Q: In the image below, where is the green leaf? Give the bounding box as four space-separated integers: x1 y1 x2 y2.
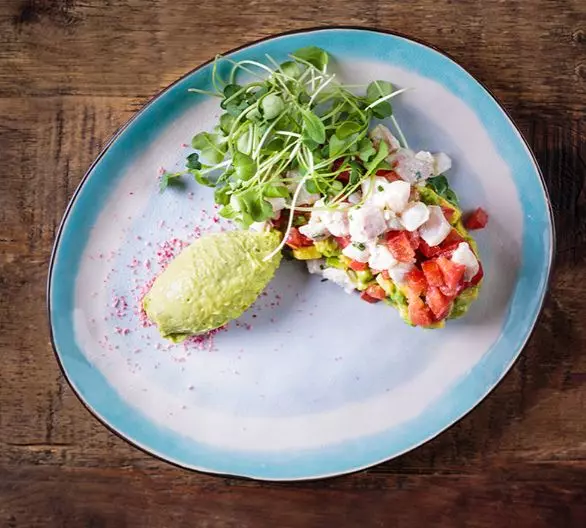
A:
218 204 237 219
372 102 393 119
301 136 319 150
236 128 253 155
222 83 242 101
185 152 202 170
225 100 250 117
219 113 235 135
232 151 256 181
214 185 231 205
291 46 329 70
427 175 459 206
191 132 226 163
264 185 290 198
328 180 343 194
260 94 285 120
366 140 389 172
328 132 358 158
280 61 302 78
298 92 311 105
335 121 362 139
358 137 376 163
236 189 272 222
366 81 394 104
191 170 214 188
427 175 448 195
305 179 319 194
246 106 262 121
348 161 363 185
366 81 394 119
259 199 274 219
445 189 459 206
252 86 269 100
301 110 326 144
159 171 183 193
261 137 284 154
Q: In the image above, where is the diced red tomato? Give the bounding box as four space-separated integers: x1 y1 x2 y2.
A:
332 158 350 182
348 260 369 272
407 230 420 250
441 206 456 223
404 268 427 300
464 207 489 230
360 291 380 304
285 227 313 249
334 236 351 249
426 287 452 320
436 256 466 297
375 169 401 182
418 239 443 259
381 270 390 280
332 158 344 171
421 260 444 287
337 170 350 183
438 229 466 257
386 232 415 262
441 229 465 249
365 284 387 300
408 297 434 327
469 262 484 286
419 229 464 259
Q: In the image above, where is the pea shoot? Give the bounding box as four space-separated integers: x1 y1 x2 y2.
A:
172 46 410 257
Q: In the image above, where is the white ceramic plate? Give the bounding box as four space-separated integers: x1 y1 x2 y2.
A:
48 28 553 480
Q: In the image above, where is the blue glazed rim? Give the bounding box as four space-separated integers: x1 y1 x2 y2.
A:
47 26 555 481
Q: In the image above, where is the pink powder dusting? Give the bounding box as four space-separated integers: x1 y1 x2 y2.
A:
103 206 277 357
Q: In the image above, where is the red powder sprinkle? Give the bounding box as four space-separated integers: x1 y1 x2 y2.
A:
158 167 165 176
182 324 228 352
181 143 188 148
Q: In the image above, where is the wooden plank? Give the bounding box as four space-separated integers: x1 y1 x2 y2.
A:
0 464 585 528
0 1 584 115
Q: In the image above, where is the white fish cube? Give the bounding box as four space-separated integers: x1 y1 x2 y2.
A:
368 244 398 270
419 205 451 246
299 219 328 240
387 262 415 285
395 149 435 183
384 210 405 231
369 124 401 152
265 197 287 215
400 202 430 231
323 268 356 293
307 259 326 275
433 152 452 175
342 242 370 263
451 242 479 281
320 208 350 237
348 206 387 243
384 180 411 213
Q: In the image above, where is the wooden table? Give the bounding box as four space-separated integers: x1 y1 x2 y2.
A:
1 1 585 526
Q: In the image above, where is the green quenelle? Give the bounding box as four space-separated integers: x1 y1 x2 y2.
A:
143 230 282 342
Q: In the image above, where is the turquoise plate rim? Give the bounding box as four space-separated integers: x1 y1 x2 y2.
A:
47 26 555 481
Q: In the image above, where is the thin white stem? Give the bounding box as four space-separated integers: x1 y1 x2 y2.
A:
365 87 410 110
390 114 409 149
309 74 335 105
263 173 310 262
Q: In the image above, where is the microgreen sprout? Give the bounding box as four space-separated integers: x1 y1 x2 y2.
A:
172 46 409 250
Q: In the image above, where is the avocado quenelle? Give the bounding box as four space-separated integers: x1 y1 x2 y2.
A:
143 230 281 342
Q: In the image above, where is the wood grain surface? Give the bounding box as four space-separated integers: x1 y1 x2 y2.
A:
1 0 585 526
